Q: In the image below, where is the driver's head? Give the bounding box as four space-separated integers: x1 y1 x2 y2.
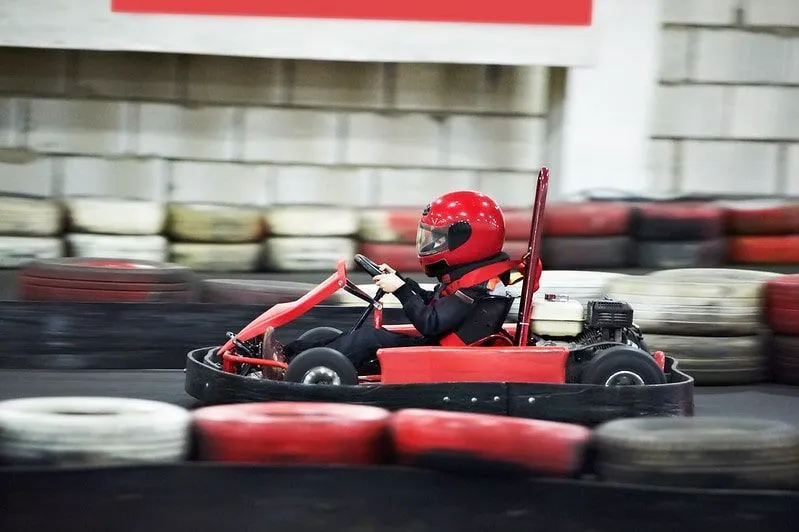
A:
416 190 506 277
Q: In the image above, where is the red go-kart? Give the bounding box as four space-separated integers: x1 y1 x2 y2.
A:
202 168 669 390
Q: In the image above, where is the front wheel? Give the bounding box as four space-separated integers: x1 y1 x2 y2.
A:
285 347 358 386
581 346 666 386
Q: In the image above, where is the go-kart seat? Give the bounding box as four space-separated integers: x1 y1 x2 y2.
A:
447 294 516 347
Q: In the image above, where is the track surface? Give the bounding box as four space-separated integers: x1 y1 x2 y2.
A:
2 369 797 425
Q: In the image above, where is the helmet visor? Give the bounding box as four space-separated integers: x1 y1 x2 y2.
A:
416 223 449 256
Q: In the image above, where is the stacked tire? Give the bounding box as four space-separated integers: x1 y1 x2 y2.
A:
764 274 799 385
0 196 64 268
722 200 799 266
605 268 778 385
64 197 168 262
533 202 633 269
358 208 423 272
264 206 358 272
631 203 727 269
167 203 266 272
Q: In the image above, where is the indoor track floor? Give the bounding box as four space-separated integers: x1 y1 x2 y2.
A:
2 268 799 426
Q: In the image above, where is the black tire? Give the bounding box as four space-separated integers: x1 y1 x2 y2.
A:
541 236 632 269
593 417 799 490
285 347 358 386
635 239 728 269
581 346 666 386
296 326 343 345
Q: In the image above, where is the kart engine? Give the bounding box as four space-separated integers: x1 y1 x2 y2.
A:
574 299 635 345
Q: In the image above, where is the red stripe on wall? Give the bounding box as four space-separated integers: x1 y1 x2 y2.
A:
111 0 593 26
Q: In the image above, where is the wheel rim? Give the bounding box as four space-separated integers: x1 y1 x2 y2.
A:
604 370 645 386
302 366 341 385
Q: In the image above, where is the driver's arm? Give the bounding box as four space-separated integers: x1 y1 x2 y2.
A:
397 275 435 304
392 283 481 337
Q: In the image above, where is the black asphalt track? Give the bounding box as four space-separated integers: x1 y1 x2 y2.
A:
2 268 799 425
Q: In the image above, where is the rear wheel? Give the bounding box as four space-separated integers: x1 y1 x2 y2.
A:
285 347 358 386
581 346 666 386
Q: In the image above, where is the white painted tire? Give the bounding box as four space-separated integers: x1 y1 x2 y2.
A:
265 206 359 236
170 242 262 272
0 396 192 466
263 237 356 271
66 197 166 235
0 196 63 236
167 203 266 243
605 269 779 336
67 233 169 262
0 237 64 268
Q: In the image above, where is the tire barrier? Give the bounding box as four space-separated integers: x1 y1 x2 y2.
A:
605 268 779 385
2 197 799 271
0 396 192 466
2 397 797 494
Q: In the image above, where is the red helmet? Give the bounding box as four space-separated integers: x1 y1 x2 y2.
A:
416 190 506 276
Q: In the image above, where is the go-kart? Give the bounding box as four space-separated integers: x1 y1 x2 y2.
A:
185 168 694 424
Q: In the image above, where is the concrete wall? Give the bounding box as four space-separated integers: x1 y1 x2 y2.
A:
649 0 799 195
1 0 797 207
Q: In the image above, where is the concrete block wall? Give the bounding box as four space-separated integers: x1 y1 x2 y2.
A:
649 0 799 195
0 48 549 209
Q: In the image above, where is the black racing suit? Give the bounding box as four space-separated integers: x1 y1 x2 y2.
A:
282 253 511 370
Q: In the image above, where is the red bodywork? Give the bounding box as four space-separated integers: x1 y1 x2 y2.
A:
217 167 666 384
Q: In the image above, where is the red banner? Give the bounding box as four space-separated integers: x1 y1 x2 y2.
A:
111 1 592 26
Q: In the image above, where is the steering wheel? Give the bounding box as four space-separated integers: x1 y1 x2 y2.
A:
354 254 384 277
353 254 390 303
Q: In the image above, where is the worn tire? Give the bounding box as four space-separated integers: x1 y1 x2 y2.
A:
635 239 728 269
263 237 356 272
0 196 63 236
632 203 725 241
542 202 632 237
768 334 799 385
192 402 391 465
390 409 592 477
18 257 196 302
66 233 169 262
541 236 632 269
265 205 359 236
169 242 262 272
644 334 767 385
0 236 64 268
167 203 267 243
65 197 166 235
0 397 192 466
593 417 799 490
605 269 778 336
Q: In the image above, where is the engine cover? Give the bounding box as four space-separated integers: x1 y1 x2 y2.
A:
585 299 634 328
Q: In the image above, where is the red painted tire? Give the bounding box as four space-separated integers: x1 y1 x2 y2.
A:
765 274 799 335
544 202 632 237
193 402 392 465
728 236 799 264
18 257 197 302
358 242 423 272
721 201 799 235
390 409 591 477
632 202 725 241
